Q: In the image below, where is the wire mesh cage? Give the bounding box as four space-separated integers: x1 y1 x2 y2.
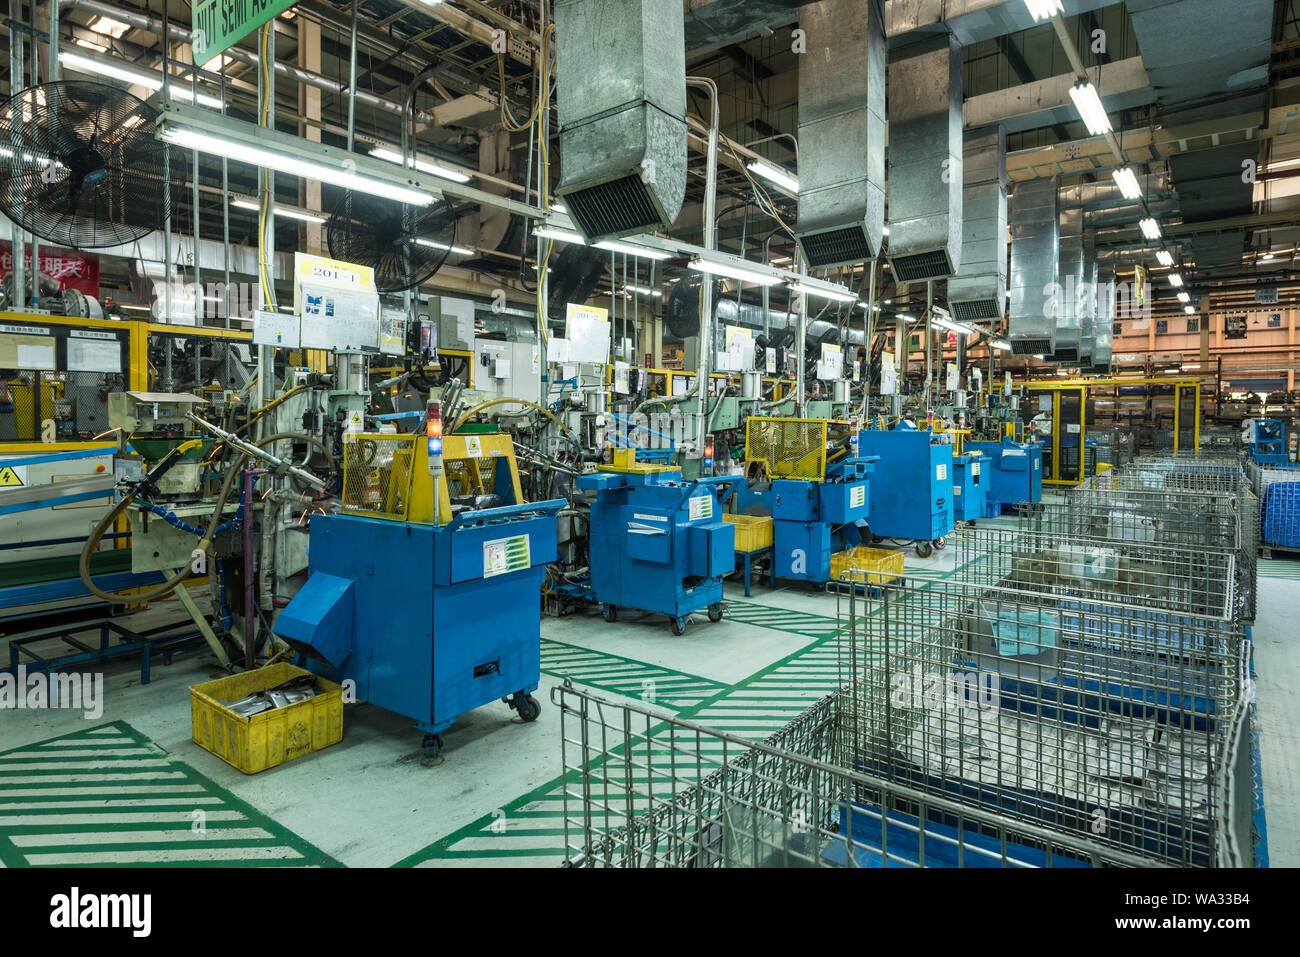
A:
834 579 1247 867
340 433 417 520
554 681 1153 868
743 416 828 481
0 369 124 441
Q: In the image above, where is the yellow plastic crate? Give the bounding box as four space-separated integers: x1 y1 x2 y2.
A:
190 662 343 774
829 546 904 585
723 514 774 552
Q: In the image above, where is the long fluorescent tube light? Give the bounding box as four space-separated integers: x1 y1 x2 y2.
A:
1156 250 1173 267
230 198 326 223
1177 291 1190 303
369 147 471 183
161 127 434 206
115 303 152 312
593 239 673 261
1112 166 1141 200
534 226 585 244
1260 252 1275 262
1168 273 1184 287
625 285 663 297
1024 0 1063 21
747 159 798 193
896 313 915 323
688 257 783 286
1139 218 1161 240
787 280 858 303
59 51 223 109
932 314 976 335
415 238 474 256
1184 306 1195 314
991 339 1012 351
1069 81 1112 136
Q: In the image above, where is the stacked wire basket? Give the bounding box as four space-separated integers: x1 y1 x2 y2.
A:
554 450 1263 868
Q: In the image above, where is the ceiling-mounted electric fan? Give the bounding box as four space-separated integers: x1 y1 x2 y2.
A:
326 190 460 293
0 80 173 248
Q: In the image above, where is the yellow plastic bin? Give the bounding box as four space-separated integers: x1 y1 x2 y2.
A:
190 662 344 774
829 546 904 585
723 513 774 552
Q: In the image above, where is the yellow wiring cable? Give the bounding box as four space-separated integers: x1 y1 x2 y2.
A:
450 396 571 437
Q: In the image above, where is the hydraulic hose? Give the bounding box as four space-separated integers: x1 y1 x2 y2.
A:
450 396 576 439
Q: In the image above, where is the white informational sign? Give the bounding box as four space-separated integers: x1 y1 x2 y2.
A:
946 362 959 391
483 534 530 578
672 376 689 397
1004 371 1013 397
852 358 861 382
688 494 713 521
614 361 630 395
936 463 948 481
564 303 611 364
725 325 753 371
880 351 897 395
252 308 301 348
817 342 843 381
294 252 380 352
67 337 122 374
1039 394 1053 412
765 347 777 374
379 307 406 356
972 367 983 393
549 338 571 363
12 339 56 370
715 351 732 372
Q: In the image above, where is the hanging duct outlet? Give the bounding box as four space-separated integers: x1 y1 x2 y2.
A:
886 35 964 284
1051 204 1084 363
1092 264 1114 374
553 0 687 242
792 0 886 269
1007 176 1059 356
948 124 1007 323
1078 232 1098 368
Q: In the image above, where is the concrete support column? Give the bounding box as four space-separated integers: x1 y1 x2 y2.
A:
298 16 323 252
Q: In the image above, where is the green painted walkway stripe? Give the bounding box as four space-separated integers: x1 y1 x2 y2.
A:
0 721 340 868
540 638 724 710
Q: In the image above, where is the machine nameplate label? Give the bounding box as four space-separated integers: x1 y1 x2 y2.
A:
688 496 713 521
633 513 668 522
850 486 866 509
954 486 961 495
484 534 530 578
973 463 981 475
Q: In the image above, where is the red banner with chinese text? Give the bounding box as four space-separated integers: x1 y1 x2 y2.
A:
0 241 100 298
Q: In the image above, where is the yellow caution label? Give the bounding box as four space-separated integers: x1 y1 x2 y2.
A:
0 466 24 487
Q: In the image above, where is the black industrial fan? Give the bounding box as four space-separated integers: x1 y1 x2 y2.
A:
326 190 459 293
0 81 172 248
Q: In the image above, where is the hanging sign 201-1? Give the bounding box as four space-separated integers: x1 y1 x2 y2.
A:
192 0 299 67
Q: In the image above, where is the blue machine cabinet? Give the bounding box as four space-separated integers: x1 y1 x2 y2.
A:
857 426 954 555
952 451 987 522
965 439 1043 512
1252 420 1289 465
577 461 742 635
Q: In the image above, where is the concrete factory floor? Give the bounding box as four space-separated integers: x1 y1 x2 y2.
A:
2 527 1297 868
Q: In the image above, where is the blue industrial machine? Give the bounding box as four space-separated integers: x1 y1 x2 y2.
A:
738 417 879 586
275 430 563 759
951 448 988 523
1251 419 1289 464
965 438 1043 513
577 450 742 634
857 424 954 556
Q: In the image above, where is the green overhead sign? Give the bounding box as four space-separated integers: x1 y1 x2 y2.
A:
192 0 298 67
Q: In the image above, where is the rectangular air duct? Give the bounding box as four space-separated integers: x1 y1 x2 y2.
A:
886 35 963 283
1078 232 1097 367
1007 176 1059 356
1052 204 1084 363
553 0 687 242
1093 264 1114 373
793 0 886 269
948 124 1007 323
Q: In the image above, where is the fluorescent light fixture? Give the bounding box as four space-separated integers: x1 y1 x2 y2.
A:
593 239 673 261
1069 81 1112 136
1260 252 1275 262
1139 217 1161 240
932 314 976 335
74 38 108 52
59 51 223 109
1024 0 1063 21
625 285 663 297
1177 291 1190 303
1156 250 1173 267
882 226 890 236
991 339 1012 351
1184 305 1195 314
415 238 475 256
1111 166 1141 200
115 303 152 312
688 256 783 287
896 313 915 323
534 226 586 244
747 159 798 194
369 146 471 183
550 202 567 214
882 299 892 305
787 280 858 303
161 126 434 206
1168 273 1183 287
89 15 130 38
230 198 327 224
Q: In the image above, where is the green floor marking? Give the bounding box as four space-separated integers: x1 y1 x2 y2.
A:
0 721 340 868
540 638 725 711
723 599 847 638
1259 557 1300 580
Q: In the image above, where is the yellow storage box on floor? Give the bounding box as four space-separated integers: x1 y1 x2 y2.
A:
723 513 774 552
190 662 343 774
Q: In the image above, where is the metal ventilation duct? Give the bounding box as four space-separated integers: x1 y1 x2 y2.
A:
948 124 1006 323
1093 264 1114 374
1078 232 1098 368
1007 176 1058 356
886 35 963 283
793 0 886 269
1053 204 1084 363
553 0 687 242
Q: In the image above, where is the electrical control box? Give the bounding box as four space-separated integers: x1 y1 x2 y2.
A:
107 391 204 434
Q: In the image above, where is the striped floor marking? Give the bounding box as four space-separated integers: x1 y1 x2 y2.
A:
397 602 881 867
540 638 725 711
0 721 340 868
1259 557 1300 579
